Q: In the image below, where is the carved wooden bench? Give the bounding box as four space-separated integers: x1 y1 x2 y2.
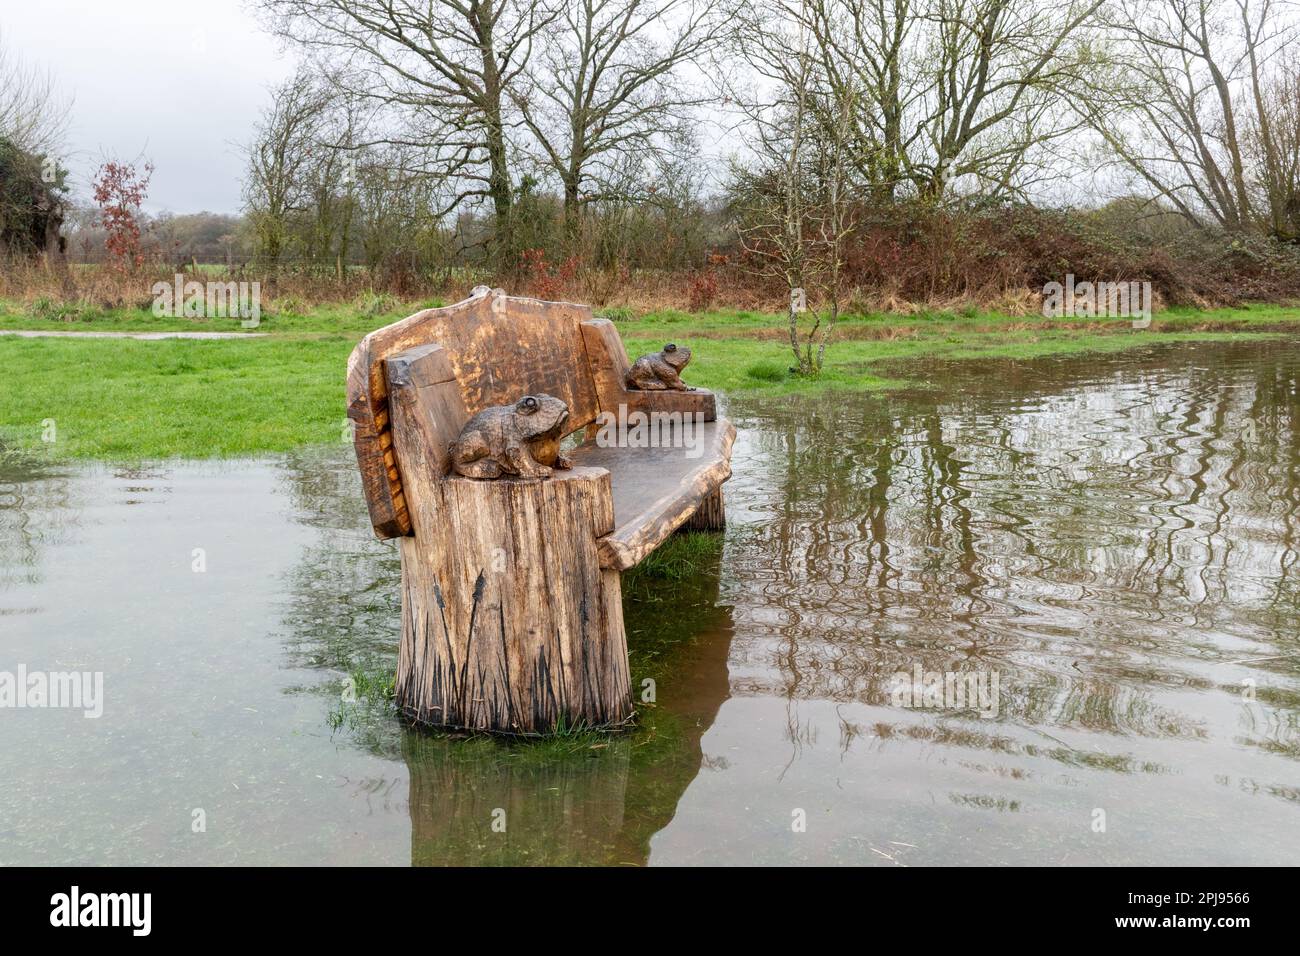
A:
346 288 735 734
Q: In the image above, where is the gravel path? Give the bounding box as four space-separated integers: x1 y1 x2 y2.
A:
0 329 268 340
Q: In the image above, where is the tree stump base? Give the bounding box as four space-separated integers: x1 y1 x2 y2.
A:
394 467 633 735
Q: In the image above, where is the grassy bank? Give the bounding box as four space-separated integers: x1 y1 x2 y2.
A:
1 298 1297 459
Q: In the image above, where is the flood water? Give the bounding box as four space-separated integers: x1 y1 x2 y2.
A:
2 339 1297 865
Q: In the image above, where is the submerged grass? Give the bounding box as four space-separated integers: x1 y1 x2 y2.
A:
622 531 726 600
325 662 397 735
1 296 1297 460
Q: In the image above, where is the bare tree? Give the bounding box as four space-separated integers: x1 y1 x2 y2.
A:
351 143 453 283
729 0 1103 204
259 0 557 263
0 34 71 268
913 0 1105 199
0 31 70 155
301 95 365 276
1082 0 1299 236
1245 54 1300 241
730 17 856 376
242 70 332 274
513 0 724 244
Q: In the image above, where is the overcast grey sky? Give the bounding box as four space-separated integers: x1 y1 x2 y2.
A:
1 0 297 214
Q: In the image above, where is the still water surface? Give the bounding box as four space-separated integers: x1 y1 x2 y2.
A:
2 340 1297 865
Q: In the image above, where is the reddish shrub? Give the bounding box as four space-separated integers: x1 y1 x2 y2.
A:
520 247 582 300
92 159 154 272
688 270 718 312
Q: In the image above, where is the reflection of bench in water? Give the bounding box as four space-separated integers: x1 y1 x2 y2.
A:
404 555 734 866
346 288 735 734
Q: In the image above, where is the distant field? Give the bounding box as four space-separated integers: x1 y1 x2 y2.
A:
2 298 1297 459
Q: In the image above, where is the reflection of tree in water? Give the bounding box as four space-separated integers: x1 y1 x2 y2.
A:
276 445 402 675
275 444 403 755
0 451 79 593
278 342 1300 850
275 443 737 865
726 341 1300 753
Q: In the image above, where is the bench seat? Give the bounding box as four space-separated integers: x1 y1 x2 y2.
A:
571 418 736 571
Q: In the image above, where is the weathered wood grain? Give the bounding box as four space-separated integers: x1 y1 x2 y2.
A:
384 344 469 494
387 347 631 733
569 418 737 570
681 486 726 532
395 469 632 734
348 289 607 539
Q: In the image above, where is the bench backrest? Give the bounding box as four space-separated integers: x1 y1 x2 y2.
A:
346 288 601 538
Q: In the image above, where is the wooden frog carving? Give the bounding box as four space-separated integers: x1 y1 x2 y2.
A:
625 342 696 391
449 394 574 480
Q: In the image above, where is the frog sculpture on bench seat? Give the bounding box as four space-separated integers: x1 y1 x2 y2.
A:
449 393 574 480
626 342 696 392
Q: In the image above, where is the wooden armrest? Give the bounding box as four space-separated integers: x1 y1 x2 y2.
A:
382 344 469 516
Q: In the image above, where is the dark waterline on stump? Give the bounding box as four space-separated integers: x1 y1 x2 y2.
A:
1 338 1298 864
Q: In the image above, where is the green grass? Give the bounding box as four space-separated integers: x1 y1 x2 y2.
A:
745 359 789 383
0 335 355 458
2 296 1298 460
622 531 726 598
